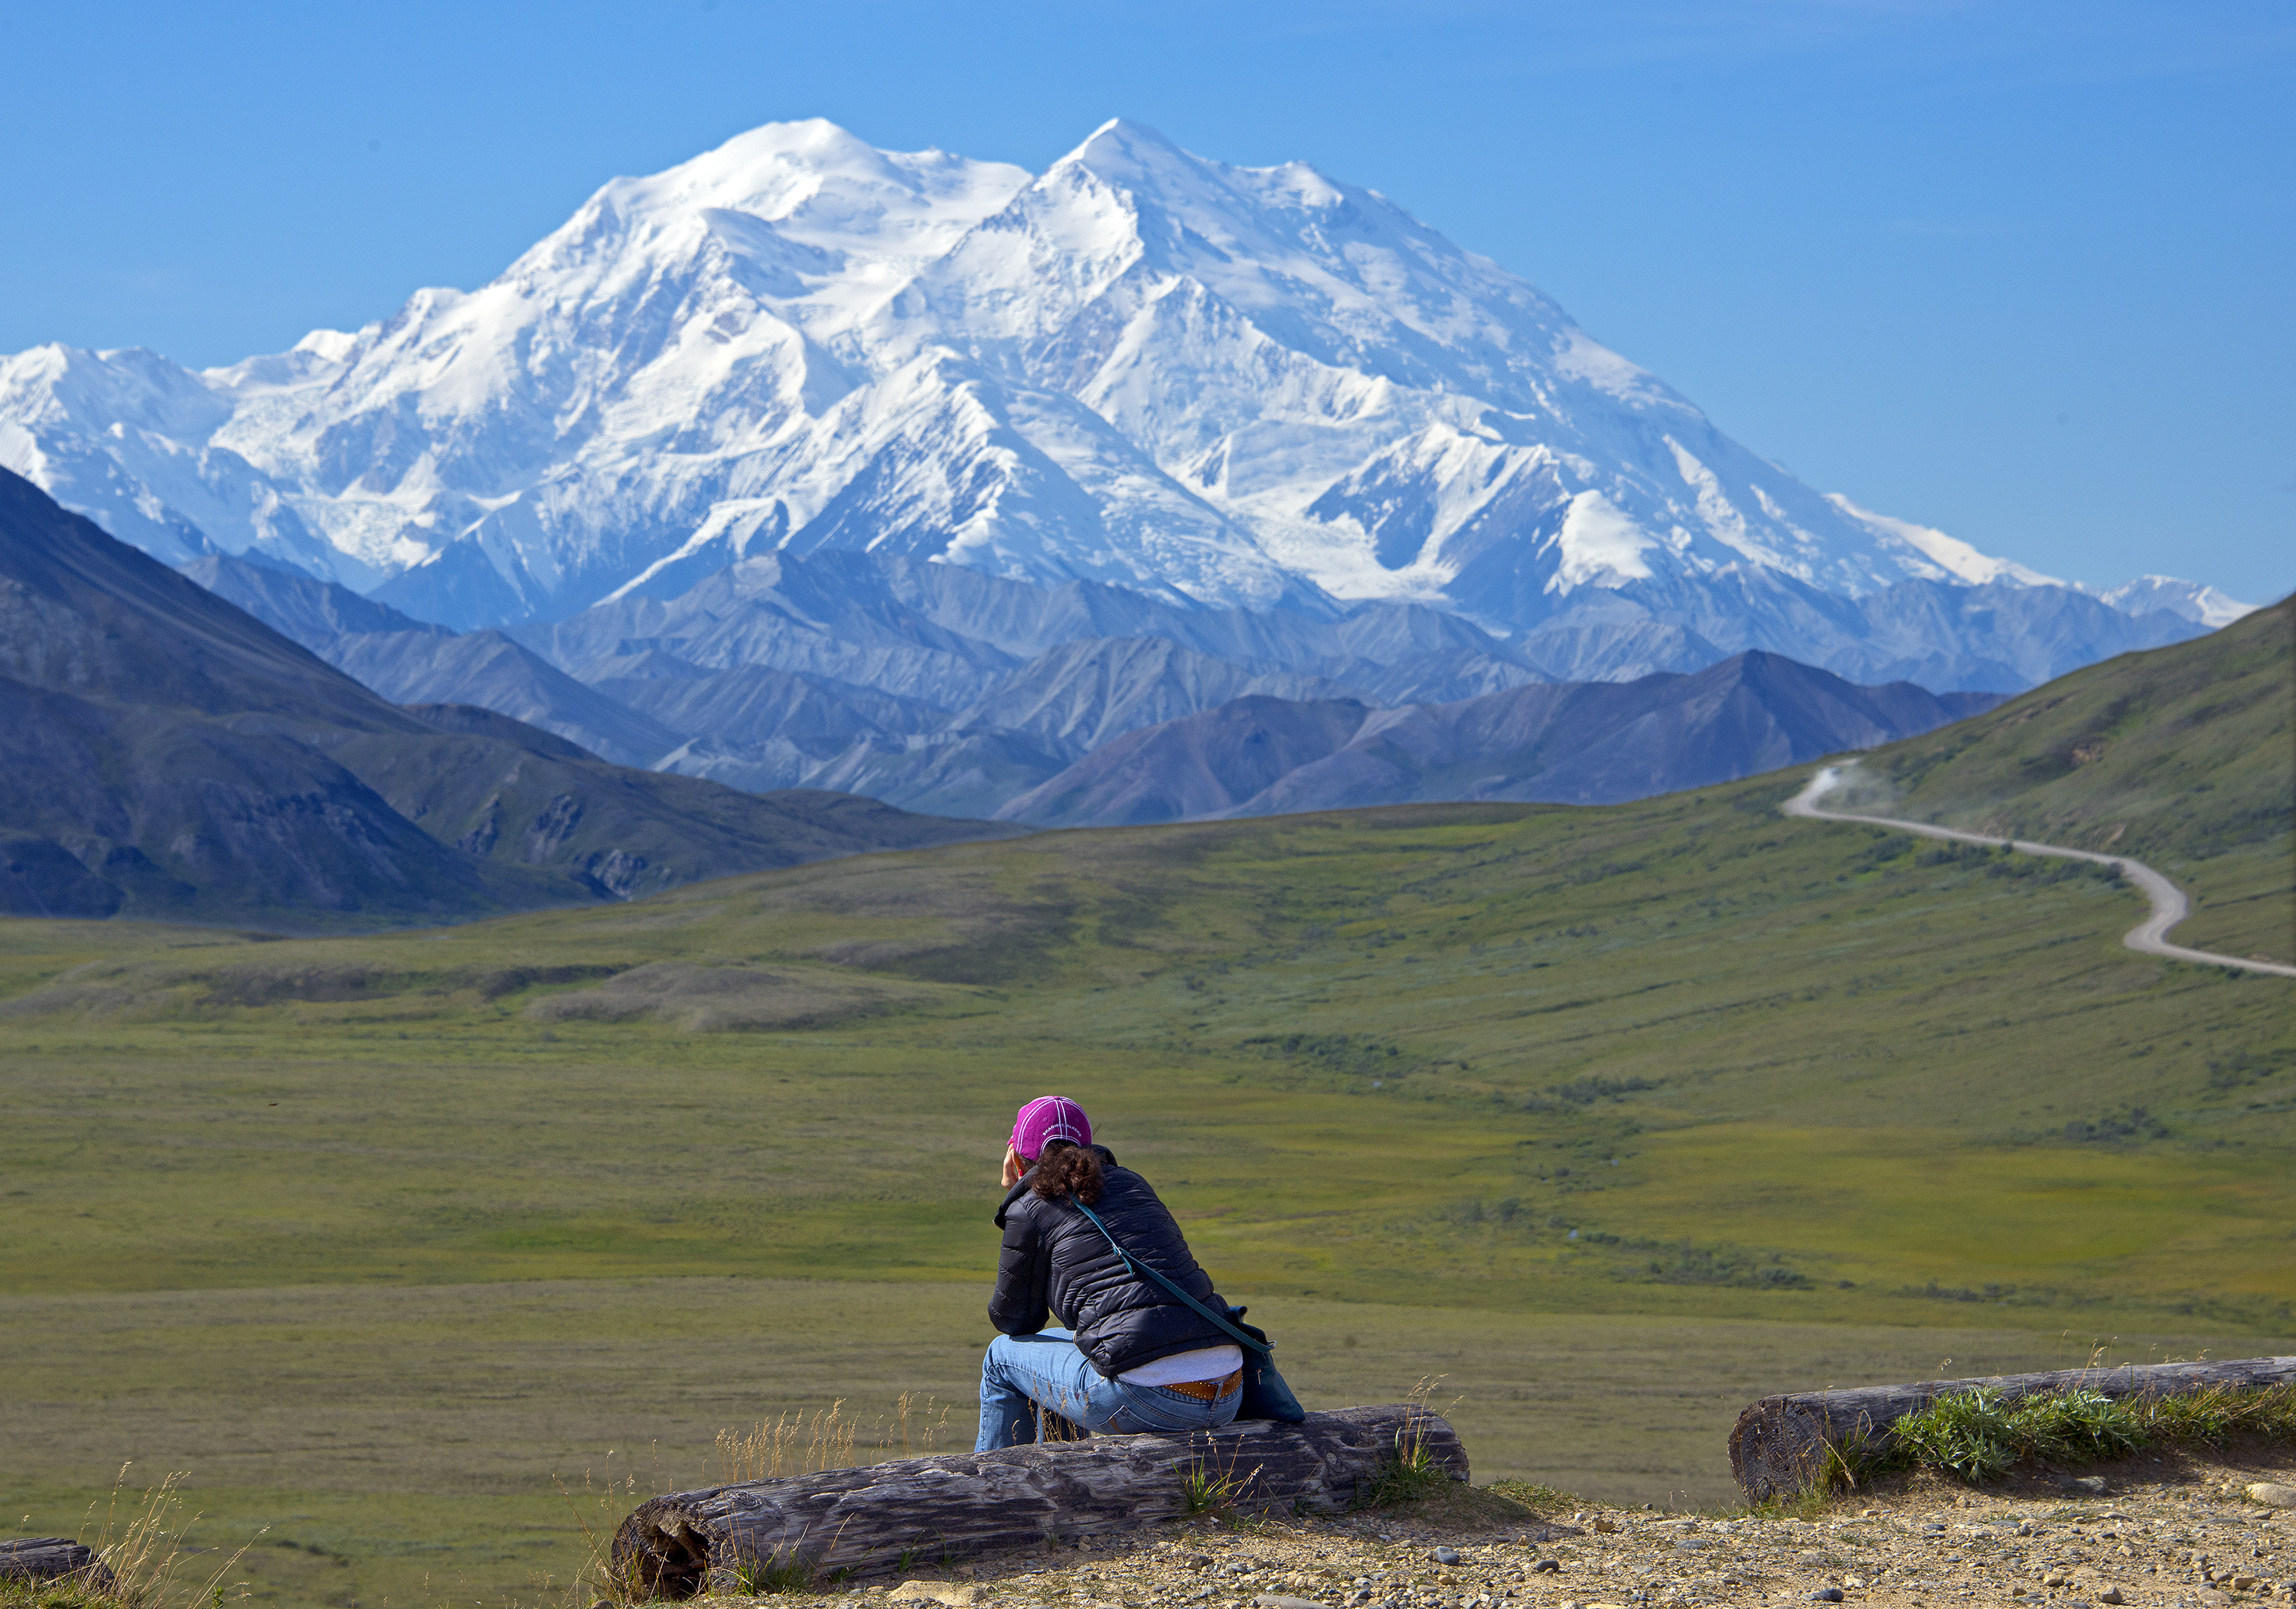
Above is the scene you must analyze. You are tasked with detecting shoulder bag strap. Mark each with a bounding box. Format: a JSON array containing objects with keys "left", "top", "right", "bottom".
[{"left": 1069, "top": 1199, "right": 1271, "bottom": 1356}]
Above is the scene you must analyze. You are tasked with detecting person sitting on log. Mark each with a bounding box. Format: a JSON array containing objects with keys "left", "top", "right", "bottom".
[{"left": 977, "top": 1095, "right": 1244, "bottom": 1449}]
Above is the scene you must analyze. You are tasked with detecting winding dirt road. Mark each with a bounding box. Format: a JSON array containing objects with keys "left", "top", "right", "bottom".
[{"left": 1784, "top": 764, "right": 2296, "bottom": 979}]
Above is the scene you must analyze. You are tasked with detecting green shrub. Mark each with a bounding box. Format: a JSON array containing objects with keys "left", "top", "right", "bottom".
[
  {"left": 1356, "top": 1441, "right": 1450, "bottom": 1507},
  {"left": 1863, "top": 1382, "right": 2296, "bottom": 1486}
]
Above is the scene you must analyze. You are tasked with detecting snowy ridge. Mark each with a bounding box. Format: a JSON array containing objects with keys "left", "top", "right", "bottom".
[
  {"left": 0, "top": 116, "right": 2251, "bottom": 651},
  {"left": 1821, "top": 494, "right": 2062, "bottom": 589},
  {"left": 2096, "top": 576, "right": 2257, "bottom": 630}
]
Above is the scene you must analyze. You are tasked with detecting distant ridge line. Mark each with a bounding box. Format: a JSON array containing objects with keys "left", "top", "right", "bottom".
[{"left": 1784, "top": 765, "right": 2296, "bottom": 979}]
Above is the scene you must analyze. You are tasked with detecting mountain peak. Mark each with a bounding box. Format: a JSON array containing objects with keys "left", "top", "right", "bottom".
[
  {"left": 0, "top": 120, "right": 2173, "bottom": 655},
  {"left": 1061, "top": 119, "right": 1362, "bottom": 220},
  {"left": 1062, "top": 116, "right": 1196, "bottom": 178},
  {"left": 574, "top": 116, "right": 1029, "bottom": 266},
  {"left": 2100, "top": 574, "right": 2258, "bottom": 629}
]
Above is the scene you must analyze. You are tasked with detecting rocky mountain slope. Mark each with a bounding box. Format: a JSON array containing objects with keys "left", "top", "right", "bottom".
[
  {"left": 996, "top": 654, "right": 1999, "bottom": 827},
  {"left": 184, "top": 550, "right": 1998, "bottom": 823},
  {"left": 0, "top": 118, "right": 2243, "bottom": 684},
  {"left": 191, "top": 551, "right": 685, "bottom": 766},
  {"left": 0, "top": 471, "right": 1017, "bottom": 926}
]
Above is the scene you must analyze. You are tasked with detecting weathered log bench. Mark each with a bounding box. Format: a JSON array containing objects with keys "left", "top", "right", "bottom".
[
  {"left": 1730, "top": 1355, "right": 2296, "bottom": 1502},
  {"left": 0, "top": 1537, "right": 114, "bottom": 1591},
  {"left": 614, "top": 1405, "right": 1463, "bottom": 1598}
]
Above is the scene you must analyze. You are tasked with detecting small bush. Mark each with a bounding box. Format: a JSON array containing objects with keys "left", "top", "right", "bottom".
[
  {"left": 1860, "top": 1382, "right": 2296, "bottom": 1485},
  {"left": 1179, "top": 1461, "right": 1239, "bottom": 1516},
  {"left": 2053, "top": 1106, "right": 2170, "bottom": 1144},
  {"left": 2148, "top": 1382, "right": 2296, "bottom": 1444},
  {"left": 1179, "top": 1438, "right": 1267, "bottom": 1519},
  {"left": 1356, "top": 1389, "right": 1457, "bottom": 1509},
  {"left": 1356, "top": 1441, "right": 1450, "bottom": 1508}
]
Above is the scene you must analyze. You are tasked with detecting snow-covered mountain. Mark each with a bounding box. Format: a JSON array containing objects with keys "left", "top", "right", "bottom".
[
  {"left": 2097, "top": 576, "right": 2256, "bottom": 631},
  {"left": 0, "top": 116, "right": 2251, "bottom": 664}
]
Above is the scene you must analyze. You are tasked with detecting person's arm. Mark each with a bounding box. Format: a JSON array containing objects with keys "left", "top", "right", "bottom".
[{"left": 987, "top": 1199, "right": 1052, "bottom": 1336}]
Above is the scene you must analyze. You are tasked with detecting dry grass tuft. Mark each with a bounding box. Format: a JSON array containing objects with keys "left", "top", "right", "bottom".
[
  {"left": 713, "top": 1394, "right": 957, "bottom": 1485},
  {"left": 543, "top": 1398, "right": 959, "bottom": 1606},
  {"left": 0, "top": 1467, "right": 263, "bottom": 1609}
]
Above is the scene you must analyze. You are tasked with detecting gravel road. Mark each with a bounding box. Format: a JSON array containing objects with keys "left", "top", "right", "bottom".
[{"left": 1783, "top": 765, "right": 2295, "bottom": 980}]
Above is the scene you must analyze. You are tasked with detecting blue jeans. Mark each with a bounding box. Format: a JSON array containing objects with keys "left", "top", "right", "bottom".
[{"left": 974, "top": 1328, "right": 1241, "bottom": 1452}]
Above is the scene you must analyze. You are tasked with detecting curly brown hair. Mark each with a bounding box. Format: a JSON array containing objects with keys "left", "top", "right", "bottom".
[{"left": 1028, "top": 1139, "right": 1104, "bottom": 1204}]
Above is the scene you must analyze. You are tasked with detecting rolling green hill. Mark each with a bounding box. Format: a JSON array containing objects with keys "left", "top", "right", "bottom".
[{"left": 1833, "top": 594, "right": 2292, "bottom": 961}]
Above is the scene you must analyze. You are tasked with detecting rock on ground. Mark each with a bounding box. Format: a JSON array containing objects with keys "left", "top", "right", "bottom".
[{"left": 687, "top": 1449, "right": 2294, "bottom": 1609}]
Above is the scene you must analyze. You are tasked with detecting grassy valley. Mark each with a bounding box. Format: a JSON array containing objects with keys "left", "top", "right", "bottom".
[
  {"left": 5, "top": 772, "right": 2290, "bottom": 1318},
  {"left": 2, "top": 612, "right": 2289, "bottom": 1606}
]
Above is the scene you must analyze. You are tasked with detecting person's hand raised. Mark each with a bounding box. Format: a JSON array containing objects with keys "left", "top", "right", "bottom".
[{"left": 1001, "top": 1144, "right": 1027, "bottom": 1189}]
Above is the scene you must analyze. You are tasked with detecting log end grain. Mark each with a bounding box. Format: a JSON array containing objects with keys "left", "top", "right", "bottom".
[{"left": 1727, "top": 1399, "right": 1861, "bottom": 1506}]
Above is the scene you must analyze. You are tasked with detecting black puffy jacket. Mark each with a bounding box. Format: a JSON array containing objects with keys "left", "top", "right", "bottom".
[{"left": 989, "top": 1145, "right": 1234, "bottom": 1379}]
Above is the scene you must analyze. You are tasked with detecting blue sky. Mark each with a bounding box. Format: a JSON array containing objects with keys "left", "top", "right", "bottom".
[{"left": 2, "top": 1, "right": 2288, "bottom": 601}]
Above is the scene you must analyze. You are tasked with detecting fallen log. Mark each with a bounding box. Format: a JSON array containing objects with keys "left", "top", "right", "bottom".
[
  {"left": 0, "top": 1537, "right": 114, "bottom": 1590},
  {"left": 614, "top": 1404, "right": 1463, "bottom": 1598},
  {"left": 1730, "top": 1355, "right": 2296, "bottom": 1502}
]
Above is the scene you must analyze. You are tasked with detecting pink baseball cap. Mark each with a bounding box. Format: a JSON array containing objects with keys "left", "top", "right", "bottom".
[{"left": 1009, "top": 1096, "right": 1092, "bottom": 1162}]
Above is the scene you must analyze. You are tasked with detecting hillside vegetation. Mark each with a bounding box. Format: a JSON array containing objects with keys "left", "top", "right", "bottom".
[
  {"left": 5, "top": 765, "right": 2288, "bottom": 1323},
  {"left": 1837, "top": 595, "right": 2292, "bottom": 960}
]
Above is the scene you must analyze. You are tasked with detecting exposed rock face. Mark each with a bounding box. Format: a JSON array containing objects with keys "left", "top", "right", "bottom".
[
  {"left": 996, "top": 655, "right": 2001, "bottom": 827},
  {"left": 188, "top": 553, "right": 683, "bottom": 766},
  {"left": 178, "top": 549, "right": 2004, "bottom": 826},
  {"left": 947, "top": 638, "right": 1368, "bottom": 760}
]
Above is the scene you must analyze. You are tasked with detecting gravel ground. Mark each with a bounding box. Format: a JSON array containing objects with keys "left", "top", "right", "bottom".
[{"left": 693, "top": 1450, "right": 2294, "bottom": 1609}]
